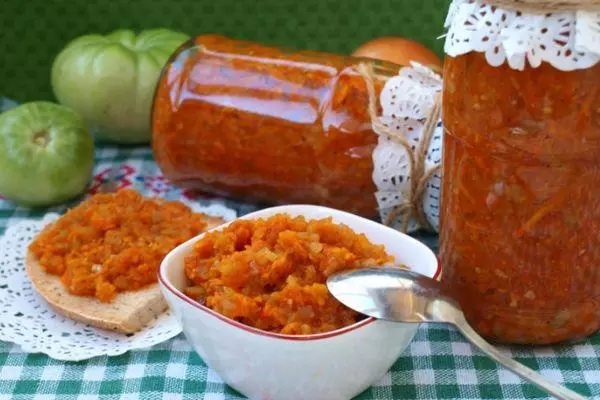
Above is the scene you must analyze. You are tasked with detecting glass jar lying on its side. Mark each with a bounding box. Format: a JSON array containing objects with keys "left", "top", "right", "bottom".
[
  {"left": 441, "top": 48, "right": 600, "bottom": 343},
  {"left": 152, "top": 35, "right": 400, "bottom": 218}
]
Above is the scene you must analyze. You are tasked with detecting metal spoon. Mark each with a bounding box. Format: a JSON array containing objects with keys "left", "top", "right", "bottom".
[{"left": 327, "top": 267, "right": 585, "bottom": 400}]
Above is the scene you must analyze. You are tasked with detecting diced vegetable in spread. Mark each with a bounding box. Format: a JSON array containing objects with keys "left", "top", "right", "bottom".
[
  {"left": 184, "top": 214, "right": 397, "bottom": 335},
  {"left": 29, "top": 189, "right": 209, "bottom": 302}
]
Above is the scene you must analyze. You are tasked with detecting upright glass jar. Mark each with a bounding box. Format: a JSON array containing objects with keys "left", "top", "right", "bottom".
[
  {"left": 440, "top": 36, "right": 600, "bottom": 342},
  {"left": 152, "top": 35, "right": 399, "bottom": 218}
]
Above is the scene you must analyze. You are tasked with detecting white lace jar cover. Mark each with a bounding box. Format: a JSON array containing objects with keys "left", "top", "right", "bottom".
[
  {"left": 0, "top": 198, "right": 235, "bottom": 361},
  {"left": 444, "top": 0, "right": 600, "bottom": 71},
  {"left": 370, "top": 62, "right": 443, "bottom": 233}
]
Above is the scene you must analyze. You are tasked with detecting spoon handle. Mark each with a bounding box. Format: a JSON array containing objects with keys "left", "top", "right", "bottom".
[{"left": 454, "top": 317, "right": 585, "bottom": 400}]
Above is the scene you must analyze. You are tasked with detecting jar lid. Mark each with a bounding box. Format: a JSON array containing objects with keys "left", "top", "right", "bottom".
[{"left": 443, "top": 0, "right": 600, "bottom": 71}]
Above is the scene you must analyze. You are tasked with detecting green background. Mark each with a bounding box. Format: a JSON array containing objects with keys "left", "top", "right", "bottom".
[{"left": 0, "top": 0, "right": 448, "bottom": 103}]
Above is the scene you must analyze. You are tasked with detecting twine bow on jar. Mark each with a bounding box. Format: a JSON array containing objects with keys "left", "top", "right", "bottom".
[{"left": 358, "top": 62, "right": 443, "bottom": 233}]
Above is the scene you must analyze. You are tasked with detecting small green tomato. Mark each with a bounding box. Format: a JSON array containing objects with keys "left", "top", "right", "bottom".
[
  {"left": 51, "top": 28, "right": 189, "bottom": 144},
  {"left": 0, "top": 102, "right": 95, "bottom": 207}
]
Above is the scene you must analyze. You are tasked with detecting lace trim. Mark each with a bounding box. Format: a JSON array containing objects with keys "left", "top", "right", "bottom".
[
  {"left": 444, "top": 0, "right": 600, "bottom": 70},
  {"left": 372, "top": 63, "right": 443, "bottom": 232}
]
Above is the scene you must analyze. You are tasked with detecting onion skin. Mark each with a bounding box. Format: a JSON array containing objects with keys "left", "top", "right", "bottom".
[{"left": 352, "top": 37, "right": 443, "bottom": 74}]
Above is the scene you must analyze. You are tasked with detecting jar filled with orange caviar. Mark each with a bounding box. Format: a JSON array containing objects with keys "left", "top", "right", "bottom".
[
  {"left": 152, "top": 35, "right": 399, "bottom": 218},
  {"left": 153, "top": 35, "right": 446, "bottom": 233},
  {"left": 440, "top": 0, "right": 600, "bottom": 344}
]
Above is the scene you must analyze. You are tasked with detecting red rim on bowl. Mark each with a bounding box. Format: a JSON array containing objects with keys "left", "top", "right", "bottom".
[{"left": 158, "top": 257, "right": 442, "bottom": 341}]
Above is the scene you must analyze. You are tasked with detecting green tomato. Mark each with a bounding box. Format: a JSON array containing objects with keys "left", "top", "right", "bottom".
[
  {"left": 0, "top": 102, "right": 95, "bottom": 207},
  {"left": 51, "top": 29, "right": 189, "bottom": 144}
]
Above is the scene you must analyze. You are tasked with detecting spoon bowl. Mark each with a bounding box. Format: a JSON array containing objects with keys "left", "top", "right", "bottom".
[{"left": 327, "top": 267, "right": 459, "bottom": 324}]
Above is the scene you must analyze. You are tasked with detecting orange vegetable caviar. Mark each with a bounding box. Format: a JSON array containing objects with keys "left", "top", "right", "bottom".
[
  {"left": 152, "top": 35, "right": 399, "bottom": 217},
  {"left": 440, "top": 53, "right": 600, "bottom": 344},
  {"left": 184, "top": 214, "right": 394, "bottom": 335},
  {"left": 29, "top": 189, "right": 209, "bottom": 303}
]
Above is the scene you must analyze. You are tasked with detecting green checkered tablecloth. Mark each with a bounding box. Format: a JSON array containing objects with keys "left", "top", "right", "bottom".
[{"left": 1, "top": 97, "right": 599, "bottom": 400}]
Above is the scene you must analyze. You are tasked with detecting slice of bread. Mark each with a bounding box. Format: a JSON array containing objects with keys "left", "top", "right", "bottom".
[{"left": 26, "top": 215, "right": 224, "bottom": 334}]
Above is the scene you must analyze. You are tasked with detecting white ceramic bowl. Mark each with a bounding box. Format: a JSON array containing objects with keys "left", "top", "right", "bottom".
[{"left": 159, "top": 205, "right": 440, "bottom": 400}]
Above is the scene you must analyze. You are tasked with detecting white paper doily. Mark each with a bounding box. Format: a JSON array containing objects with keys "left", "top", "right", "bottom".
[
  {"left": 0, "top": 200, "right": 236, "bottom": 361},
  {"left": 372, "top": 62, "right": 443, "bottom": 232},
  {"left": 444, "top": 0, "right": 600, "bottom": 70}
]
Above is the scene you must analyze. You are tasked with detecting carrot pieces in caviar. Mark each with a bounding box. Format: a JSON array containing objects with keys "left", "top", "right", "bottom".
[
  {"left": 183, "top": 214, "right": 397, "bottom": 334},
  {"left": 28, "top": 189, "right": 210, "bottom": 303}
]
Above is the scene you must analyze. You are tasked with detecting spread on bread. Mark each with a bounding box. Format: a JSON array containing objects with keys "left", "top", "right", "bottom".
[{"left": 29, "top": 189, "right": 212, "bottom": 303}]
